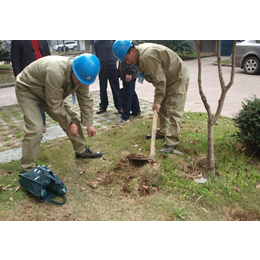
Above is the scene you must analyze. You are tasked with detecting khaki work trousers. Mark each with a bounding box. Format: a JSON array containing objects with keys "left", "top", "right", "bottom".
[
  {"left": 156, "top": 75, "right": 189, "bottom": 147},
  {"left": 15, "top": 83, "right": 87, "bottom": 173}
]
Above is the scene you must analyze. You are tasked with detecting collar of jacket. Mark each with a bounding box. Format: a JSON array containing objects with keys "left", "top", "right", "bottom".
[{"left": 67, "top": 58, "right": 75, "bottom": 87}]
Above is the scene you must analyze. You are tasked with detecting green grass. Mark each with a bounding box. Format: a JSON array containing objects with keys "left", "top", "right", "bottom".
[{"left": 0, "top": 112, "right": 259, "bottom": 221}]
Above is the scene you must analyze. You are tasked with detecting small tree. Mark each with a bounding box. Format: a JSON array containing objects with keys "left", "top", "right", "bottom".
[{"left": 194, "top": 40, "right": 237, "bottom": 176}]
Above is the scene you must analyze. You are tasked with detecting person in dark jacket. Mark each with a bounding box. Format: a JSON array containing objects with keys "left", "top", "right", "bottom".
[
  {"left": 94, "top": 40, "right": 122, "bottom": 114},
  {"left": 11, "top": 40, "right": 51, "bottom": 132},
  {"left": 116, "top": 41, "right": 141, "bottom": 125}
]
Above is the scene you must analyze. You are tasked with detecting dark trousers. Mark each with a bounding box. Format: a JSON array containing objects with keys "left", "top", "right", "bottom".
[
  {"left": 121, "top": 78, "right": 141, "bottom": 120},
  {"left": 40, "top": 109, "right": 46, "bottom": 126},
  {"left": 98, "top": 68, "right": 122, "bottom": 110}
]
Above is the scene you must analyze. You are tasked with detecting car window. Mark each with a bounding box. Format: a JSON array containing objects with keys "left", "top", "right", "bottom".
[{"left": 256, "top": 40, "right": 260, "bottom": 44}]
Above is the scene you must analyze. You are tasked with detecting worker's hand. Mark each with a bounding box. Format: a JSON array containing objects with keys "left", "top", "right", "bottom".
[
  {"left": 152, "top": 103, "right": 161, "bottom": 113},
  {"left": 68, "top": 123, "right": 79, "bottom": 137},
  {"left": 87, "top": 126, "right": 96, "bottom": 138},
  {"left": 125, "top": 74, "right": 132, "bottom": 82}
]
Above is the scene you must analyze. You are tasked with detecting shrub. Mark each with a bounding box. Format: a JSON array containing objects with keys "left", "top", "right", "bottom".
[{"left": 233, "top": 96, "right": 260, "bottom": 154}]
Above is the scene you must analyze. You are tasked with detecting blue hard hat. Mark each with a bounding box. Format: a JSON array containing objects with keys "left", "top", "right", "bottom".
[
  {"left": 113, "top": 40, "right": 132, "bottom": 62},
  {"left": 72, "top": 53, "right": 100, "bottom": 85}
]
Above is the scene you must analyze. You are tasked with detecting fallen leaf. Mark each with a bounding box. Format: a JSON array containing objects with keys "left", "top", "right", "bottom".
[
  {"left": 87, "top": 181, "right": 99, "bottom": 189},
  {"left": 142, "top": 185, "right": 149, "bottom": 190},
  {"left": 256, "top": 184, "right": 260, "bottom": 189},
  {"left": 233, "top": 186, "right": 240, "bottom": 193},
  {"left": 0, "top": 186, "right": 2, "bottom": 193},
  {"left": 79, "top": 171, "right": 85, "bottom": 175},
  {"left": 201, "top": 207, "right": 209, "bottom": 213},
  {"left": 96, "top": 178, "right": 103, "bottom": 182},
  {"left": 3, "top": 184, "right": 11, "bottom": 190},
  {"left": 3, "top": 185, "right": 13, "bottom": 191},
  {"left": 15, "top": 186, "right": 20, "bottom": 192},
  {"left": 9, "top": 197, "right": 13, "bottom": 203},
  {"left": 80, "top": 187, "right": 86, "bottom": 191}
]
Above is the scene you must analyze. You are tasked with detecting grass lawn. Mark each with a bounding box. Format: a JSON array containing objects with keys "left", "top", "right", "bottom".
[{"left": 0, "top": 112, "right": 259, "bottom": 221}]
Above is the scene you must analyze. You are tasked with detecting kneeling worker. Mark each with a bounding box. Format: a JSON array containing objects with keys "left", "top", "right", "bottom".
[
  {"left": 113, "top": 41, "right": 189, "bottom": 154},
  {"left": 15, "top": 53, "right": 102, "bottom": 173}
]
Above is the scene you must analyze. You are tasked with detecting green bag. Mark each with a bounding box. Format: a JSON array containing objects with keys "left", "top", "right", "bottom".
[{"left": 19, "top": 165, "right": 67, "bottom": 205}]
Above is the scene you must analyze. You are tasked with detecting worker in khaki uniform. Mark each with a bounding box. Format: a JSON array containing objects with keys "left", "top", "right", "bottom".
[
  {"left": 113, "top": 41, "right": 189, "bottom": 154},
  {"left": 15, "top": 54, "right": 102, "bottom": 173}
]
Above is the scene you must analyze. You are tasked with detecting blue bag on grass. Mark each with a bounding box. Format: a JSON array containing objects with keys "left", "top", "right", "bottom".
[{"left": 19, "top": 165, "right": 67, "bottom": 205}]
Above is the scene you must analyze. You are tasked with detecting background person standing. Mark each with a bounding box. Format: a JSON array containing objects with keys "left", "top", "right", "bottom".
[
  {"left": 94, "top": 40, "right": 122, "bottom": 114},
  {"left": 116, "top": 40, "right": 141, "bottom": 125},
  {"left": 11, "top": 40, "right": 51, "bottom": 132}
]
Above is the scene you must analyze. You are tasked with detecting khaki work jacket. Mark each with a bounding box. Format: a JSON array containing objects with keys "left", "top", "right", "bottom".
[
  {"left": 16, "top": 55, "right": 94, "bottom": 130},
  {"left": 136, "top": 43, "right": 188, "bottom": 104}
]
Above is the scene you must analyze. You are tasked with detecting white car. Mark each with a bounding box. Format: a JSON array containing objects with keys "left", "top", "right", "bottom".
[{"left": 53, "top": 41, "right": 77, "bottom": 51}]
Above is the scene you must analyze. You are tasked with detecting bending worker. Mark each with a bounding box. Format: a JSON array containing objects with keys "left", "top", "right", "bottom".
[
  {"left": 15, "top": 54, "right": 102, "bottom": 173},
  {"left": 113, "top": 40, "right": 189, "bottom": 154}
]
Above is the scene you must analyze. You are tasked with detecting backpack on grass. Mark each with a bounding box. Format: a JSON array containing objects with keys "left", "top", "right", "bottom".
[{"left": 19, "top": 165, "right": 67, "bottom": 205}]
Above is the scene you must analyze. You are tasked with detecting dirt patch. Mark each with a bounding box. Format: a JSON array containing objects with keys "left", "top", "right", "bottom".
[
  {"left": 88, "top": 153, "right": 160, "bottom": 197},
  {"left": 177, "top": 155, "right": 208, "bottom": 180},
  {"left": 0, "top": 167, "right": 13, "bottom": 176},
  {"left": 226, "top": 207, "right": 260, "bottom": 221}
]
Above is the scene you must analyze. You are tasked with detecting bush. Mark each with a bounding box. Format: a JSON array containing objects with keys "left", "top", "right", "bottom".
[
  {"left": 0, "top": 41, "right": 11, "bottom": 62},
  {"left": 233, "top": 96, "right": 260, "bottom": 154}
]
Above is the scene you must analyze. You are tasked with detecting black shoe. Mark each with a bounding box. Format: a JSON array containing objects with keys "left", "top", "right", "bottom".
[
  {"left": 96, "top": 109, "right": 106, "bottom": 114},
  {"left": 130, "top": 112, "right": 141, "bottom": 117},
  {"left": 117, "top": 109, "right": 123, "bottom": 114},
  {"left": 159, "top": 145, "right": 176, "bottom": 154},
  {"left": 146, "top": 134, "right": 165, "bottom": 140},
  {"left": 76, "top": 146, "right": 102, "bottom": 159}
]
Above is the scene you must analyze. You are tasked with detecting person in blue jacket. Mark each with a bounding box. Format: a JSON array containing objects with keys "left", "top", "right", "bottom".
[{"left": 116, "top": 41, "right": 141, "bottom": 125}]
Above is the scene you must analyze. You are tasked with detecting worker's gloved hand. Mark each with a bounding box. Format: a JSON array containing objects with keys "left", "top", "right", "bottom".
[
  {"left": 68, "top": 123, "right": 79, "bottom": 137},
  {"left": 87, "top": 126, "right": 96, "bottom": 138}
]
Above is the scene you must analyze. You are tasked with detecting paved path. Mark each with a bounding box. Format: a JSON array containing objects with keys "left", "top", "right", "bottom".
[
  {"left": 0, "top": 91, "right": 153, "bottom": 163},
  {"left": 0, "top": 56, "right": 259, "bottom": 163},
  {"left": 1, "top": 56, "right": 259, "bottom": 117}
]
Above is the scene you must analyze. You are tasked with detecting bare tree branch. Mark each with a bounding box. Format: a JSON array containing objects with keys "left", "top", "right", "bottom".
[
  {"left": 194, "top": 40, "right": 212, "bottom": 119},
  {"left": 217, "top": 41, "right": 225, "bottom": 91},
  {"left": 227, "top": 40, "right": 237, "bottom": 90}
]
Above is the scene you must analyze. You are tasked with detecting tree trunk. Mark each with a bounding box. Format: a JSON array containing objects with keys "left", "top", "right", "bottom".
[
  {"left": 207, "top": 120, "right": 215, "bottom": 173},
  {"left": 194, "top": 40, "right": 237, "bottom": 177}
]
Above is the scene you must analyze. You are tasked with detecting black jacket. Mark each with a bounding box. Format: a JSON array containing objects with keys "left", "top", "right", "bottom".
[
  {"left": 93, "top": 40, "right": 117, "bottom": 69},
  {"left": 11, "top": 40, "right": 51, "bottom": 77}
]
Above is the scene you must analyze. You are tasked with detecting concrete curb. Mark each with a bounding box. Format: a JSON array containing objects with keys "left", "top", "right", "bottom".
[
  {"left": 0, "top": 82, "right": 15, "bottom": 88},
  {"left": 0, "top": 125, "right": 66, "bottom": 163}
]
